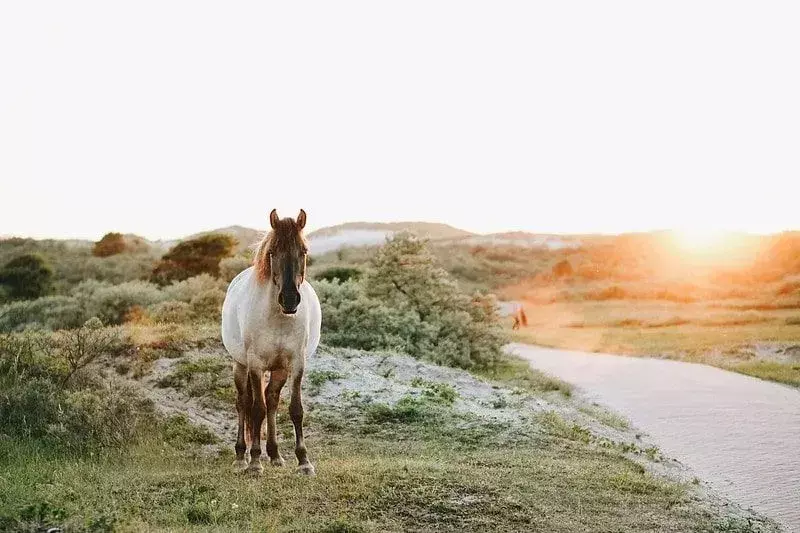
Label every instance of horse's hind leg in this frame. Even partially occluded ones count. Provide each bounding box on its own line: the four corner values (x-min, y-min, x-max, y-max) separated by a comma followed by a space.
247, 368, 267, 474
290, 368, 315, 476
232, 361, 249, 471
265, 369, 288, 466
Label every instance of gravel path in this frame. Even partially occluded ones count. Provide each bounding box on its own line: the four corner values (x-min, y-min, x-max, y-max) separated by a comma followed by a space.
508, 343, 800, 532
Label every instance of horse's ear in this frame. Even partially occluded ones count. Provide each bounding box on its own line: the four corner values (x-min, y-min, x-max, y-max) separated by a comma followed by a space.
269, 209, 279, 229
297, 209, 307, 230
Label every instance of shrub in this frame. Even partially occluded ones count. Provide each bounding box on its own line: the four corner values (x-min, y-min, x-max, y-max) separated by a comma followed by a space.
87, 280, 165, 324
219, 255, 252, 282
148, 300, 194, 323
0, 296, 88, 332
93, 232, 127, 257
315, 266, 362, 283
552, 259, 574, 278
0, 329, 154, 451
0, 254, 53, 300
316, 233, 507, 369
163, 274, 226, 303
151, 234, 236, 284
190, 289, 225, 322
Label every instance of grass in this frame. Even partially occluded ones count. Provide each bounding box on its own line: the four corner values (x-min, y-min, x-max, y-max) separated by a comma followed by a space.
156, 356, 235, 407
0, 399, 760, 533
474, 353, 572, 396
510, 300, 800, 387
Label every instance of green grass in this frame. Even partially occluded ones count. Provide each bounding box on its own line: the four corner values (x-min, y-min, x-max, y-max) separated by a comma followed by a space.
474, 354, 572, 396
156, 356, 235, 407
0, 407, 756, 533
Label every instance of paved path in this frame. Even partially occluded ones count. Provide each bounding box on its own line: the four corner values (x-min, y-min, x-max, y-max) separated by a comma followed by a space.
507, 343, 800, 532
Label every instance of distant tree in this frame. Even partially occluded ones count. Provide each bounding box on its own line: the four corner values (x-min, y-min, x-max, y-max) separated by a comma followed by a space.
93, 232, 127, 257
150, 234, 236, 284
0, 254, 53, 300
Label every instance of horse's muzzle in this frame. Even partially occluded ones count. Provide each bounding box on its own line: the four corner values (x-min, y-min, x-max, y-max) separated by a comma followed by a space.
278, 291, 300, 315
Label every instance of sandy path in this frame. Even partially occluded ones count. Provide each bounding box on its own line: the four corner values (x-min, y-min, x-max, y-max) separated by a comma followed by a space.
507, 343, 800, 532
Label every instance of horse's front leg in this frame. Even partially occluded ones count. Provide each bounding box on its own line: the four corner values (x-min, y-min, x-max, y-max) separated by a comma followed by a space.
266, 369, 287, 466
290, 367, 315, 475
232, 361, 249, 471
247, 367, 266, 474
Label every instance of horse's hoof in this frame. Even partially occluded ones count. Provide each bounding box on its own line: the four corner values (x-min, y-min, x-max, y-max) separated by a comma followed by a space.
297, 463, 316, 476
232, 458, 249, 472
246, 462, 264, 476
270, 456, 286, 467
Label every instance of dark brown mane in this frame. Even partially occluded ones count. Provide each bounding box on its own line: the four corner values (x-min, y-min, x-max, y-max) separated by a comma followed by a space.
253, 218, 308, 283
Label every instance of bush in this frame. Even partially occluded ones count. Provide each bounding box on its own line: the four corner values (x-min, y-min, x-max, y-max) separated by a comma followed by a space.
0, 296, 88, 332
163, 274, 226, 303
315, 266, 362, 283
87, 280, 165, 325
0, 254, 53, 300
190, 289, 225, 322
151, 234, 236, 285
219, 255, 252, 282
93, 232, 127, 257
148, 300, 194, 323
0, 329, 154, 451
316, 233, 507, 369
552, 259, 573, 278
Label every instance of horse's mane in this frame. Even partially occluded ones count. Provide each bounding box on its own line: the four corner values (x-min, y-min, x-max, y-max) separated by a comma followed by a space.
253, 219, 308, 284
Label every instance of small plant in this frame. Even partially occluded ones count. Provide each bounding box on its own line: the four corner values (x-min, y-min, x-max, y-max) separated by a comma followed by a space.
307, 369, 344, 395
54, 318, 123, 386
410, 378, 458, 405
161, 414, 218, 446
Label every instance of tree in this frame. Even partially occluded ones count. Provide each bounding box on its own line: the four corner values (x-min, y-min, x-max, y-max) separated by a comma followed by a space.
363, 232, 507, 368
93, 232, 127, 257
0, 254, 53, 300
150, 234, 236, 284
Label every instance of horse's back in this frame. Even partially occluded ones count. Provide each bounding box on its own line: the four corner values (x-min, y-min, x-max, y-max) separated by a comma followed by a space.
221, 266, 253, 365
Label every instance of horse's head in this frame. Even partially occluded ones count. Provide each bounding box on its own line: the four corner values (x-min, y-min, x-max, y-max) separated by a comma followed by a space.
265, 208, 308, 315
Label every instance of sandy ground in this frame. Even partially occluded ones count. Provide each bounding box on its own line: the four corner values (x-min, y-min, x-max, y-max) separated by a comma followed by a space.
508, 343, 800, 532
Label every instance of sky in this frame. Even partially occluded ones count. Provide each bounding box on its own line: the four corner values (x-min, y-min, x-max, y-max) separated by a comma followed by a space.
1, 1, 798, 241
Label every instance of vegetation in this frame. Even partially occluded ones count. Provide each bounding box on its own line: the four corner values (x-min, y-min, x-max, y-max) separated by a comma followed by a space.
0, 254, 53, 300
0, 227, 793, 531
318, 233, 507, 370
93, 232, 127, 257
151, 233, 236, 285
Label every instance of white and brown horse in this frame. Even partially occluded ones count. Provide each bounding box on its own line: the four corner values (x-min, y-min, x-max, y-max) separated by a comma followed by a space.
221, 209, 321, 475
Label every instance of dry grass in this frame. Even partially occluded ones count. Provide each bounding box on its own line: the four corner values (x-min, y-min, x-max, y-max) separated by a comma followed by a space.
510, 300, 800, 387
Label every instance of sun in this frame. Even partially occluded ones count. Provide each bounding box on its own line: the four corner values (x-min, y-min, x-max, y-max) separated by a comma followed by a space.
674, 228, 727, 252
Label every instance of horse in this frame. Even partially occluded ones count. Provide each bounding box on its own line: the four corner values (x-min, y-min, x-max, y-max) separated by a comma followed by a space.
221, 209, 322, 475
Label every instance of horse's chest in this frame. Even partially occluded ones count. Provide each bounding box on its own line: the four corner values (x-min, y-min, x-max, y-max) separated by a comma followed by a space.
248, 319, 306, 370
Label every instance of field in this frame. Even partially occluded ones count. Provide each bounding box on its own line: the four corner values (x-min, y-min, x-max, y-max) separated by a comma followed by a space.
509, 300, 800, 387
0, 229, 786, 531
0, 324, 775, 532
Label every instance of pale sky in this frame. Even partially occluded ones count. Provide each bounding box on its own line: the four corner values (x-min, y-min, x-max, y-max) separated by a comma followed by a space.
1, 1, 798, 241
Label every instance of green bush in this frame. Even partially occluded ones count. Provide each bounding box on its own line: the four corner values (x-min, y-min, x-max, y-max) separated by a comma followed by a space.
0, 254, 53, 300
151, 234, 236, 285
86, 280, 164, 324
219, 255, 252, 282
148, 300, 194, 323
0, 296, 88, 332
0, 329, 154, 451
315, 266, 362, 283
163, 274, 225, 302
316, 233, 507, 369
